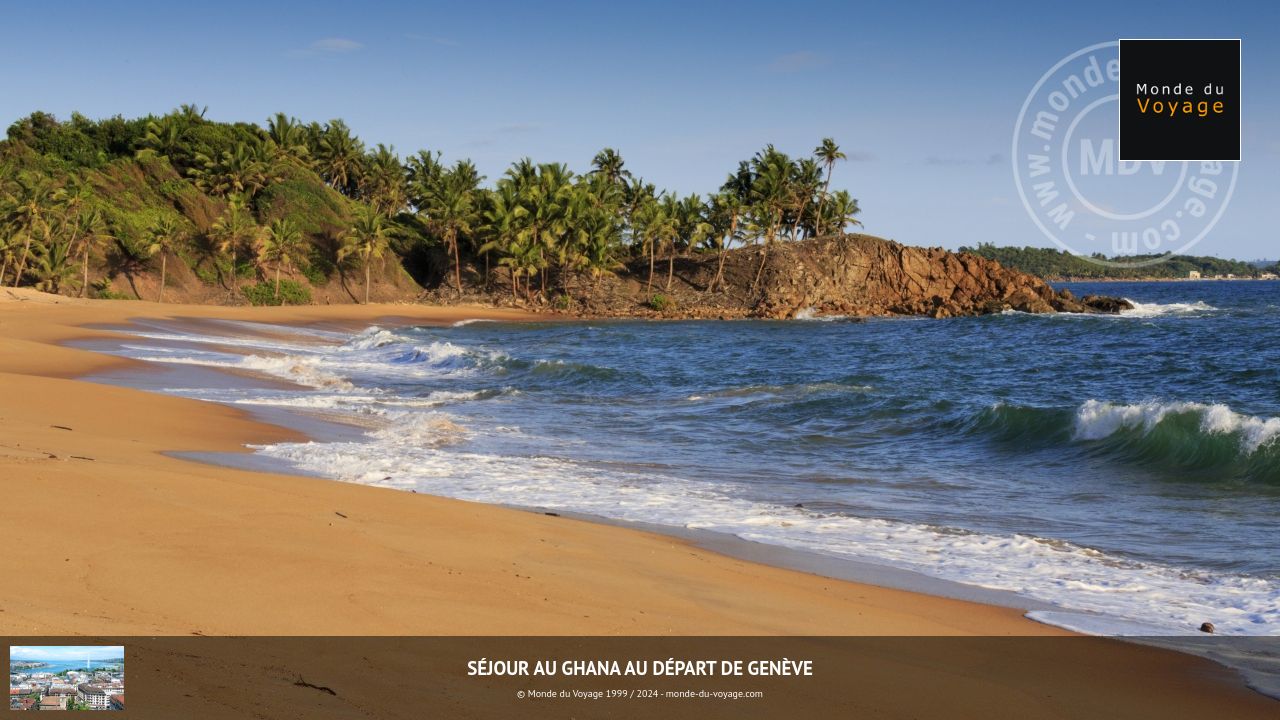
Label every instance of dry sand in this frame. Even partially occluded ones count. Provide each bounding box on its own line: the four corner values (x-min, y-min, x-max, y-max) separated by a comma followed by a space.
1, 288, 1274, 718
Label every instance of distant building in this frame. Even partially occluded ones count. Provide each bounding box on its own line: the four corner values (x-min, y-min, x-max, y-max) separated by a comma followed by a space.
10, 697, 36, 711
1188, 270, 1201, 279
40, 695, 68, 710
47, 683, 76, 696
1261, 272, 1278, 280
77, 683, 111, 710
110, 694, 126, 710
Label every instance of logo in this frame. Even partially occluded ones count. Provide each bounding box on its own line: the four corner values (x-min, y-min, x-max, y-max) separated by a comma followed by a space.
1012, 42, 1238, 267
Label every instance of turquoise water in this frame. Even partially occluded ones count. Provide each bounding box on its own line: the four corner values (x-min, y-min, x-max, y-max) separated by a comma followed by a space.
105, 280, 1280, 636
9, 659, 120, 674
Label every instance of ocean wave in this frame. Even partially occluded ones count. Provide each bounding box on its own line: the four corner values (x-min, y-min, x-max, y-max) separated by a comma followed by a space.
1119, 299, 1218, 318
968, 400, 1280, 482
1075, 400, 1280, 455
139, 351, 356, 390
250, 428, 1280, 635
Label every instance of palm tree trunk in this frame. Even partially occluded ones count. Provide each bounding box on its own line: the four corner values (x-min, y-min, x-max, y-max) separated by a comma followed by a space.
453, 238, 462, 291
666, 252, 674, 291
816, 163, 834, 235
510, 269, 518, 303
365, 263, 371, 304
753, 243, 769, 290
711, 212, 737, 293
160, 254, 168, 303
80, 248, 90, 298
274, 264, 281, 301
13, 235, 32, 287
1, 253, 10, 288
647, 241, 655, 292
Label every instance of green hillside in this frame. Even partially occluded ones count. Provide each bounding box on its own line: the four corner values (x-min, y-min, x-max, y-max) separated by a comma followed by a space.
959, 243, 1265, 280
0, 108, 862, 306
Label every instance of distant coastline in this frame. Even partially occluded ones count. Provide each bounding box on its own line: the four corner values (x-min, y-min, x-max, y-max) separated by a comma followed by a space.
1051, 275, 1280, 283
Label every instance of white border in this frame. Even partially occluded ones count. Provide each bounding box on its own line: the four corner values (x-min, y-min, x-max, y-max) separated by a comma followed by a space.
1117, 38, 1242, 162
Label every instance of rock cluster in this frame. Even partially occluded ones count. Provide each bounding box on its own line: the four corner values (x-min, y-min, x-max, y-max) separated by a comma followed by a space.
747, 235, 1132, 319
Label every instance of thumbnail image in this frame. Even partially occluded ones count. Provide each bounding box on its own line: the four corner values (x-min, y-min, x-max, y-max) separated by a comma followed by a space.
9, 647, 124, 711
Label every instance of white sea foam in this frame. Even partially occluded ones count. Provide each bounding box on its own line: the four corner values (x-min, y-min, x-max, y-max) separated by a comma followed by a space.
1002, 299, 1217, 319
110, 320, 1280, 639
251, 419, 1280, 636
1119, 299, 1218, 317
1074, 400, 1280, 453
794, 307, 850, 321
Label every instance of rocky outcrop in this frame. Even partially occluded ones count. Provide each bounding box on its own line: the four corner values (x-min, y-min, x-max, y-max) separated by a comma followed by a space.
427, 233, 1132, 320
744, 235, 1130, 319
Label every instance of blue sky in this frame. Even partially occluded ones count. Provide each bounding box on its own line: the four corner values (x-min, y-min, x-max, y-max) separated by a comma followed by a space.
10, 646, 124, 662
1, 0, 1276, 258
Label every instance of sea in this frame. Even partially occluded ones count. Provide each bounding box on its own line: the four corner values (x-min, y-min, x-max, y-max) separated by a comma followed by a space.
9, 659, 120, 674
91, 280, 1280, 639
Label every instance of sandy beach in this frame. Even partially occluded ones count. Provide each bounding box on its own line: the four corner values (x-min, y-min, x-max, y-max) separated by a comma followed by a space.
1, 288, 1275, 718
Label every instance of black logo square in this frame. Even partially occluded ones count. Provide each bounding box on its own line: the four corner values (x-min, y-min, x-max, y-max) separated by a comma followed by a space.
1119, 39, 1240, 161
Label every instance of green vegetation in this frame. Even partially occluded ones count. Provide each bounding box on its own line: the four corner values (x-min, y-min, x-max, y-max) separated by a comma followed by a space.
1, 107, 862, 304
242, 278, 311, 306
960, 243, 1264, 280
647, 293, 676, 312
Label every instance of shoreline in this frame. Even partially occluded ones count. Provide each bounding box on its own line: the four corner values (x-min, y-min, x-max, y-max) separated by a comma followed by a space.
1, 289, 1276, 716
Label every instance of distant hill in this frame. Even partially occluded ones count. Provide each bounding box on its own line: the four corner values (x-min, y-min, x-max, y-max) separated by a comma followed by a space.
959, 244, 1264, 280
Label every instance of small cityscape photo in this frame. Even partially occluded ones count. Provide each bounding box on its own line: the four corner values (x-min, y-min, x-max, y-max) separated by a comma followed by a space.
9, 646, 124, 711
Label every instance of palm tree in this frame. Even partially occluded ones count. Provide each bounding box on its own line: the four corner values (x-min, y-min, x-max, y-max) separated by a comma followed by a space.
589, 148, 630, 186
405, 149, 444, 204
7, 173, 57, 287
32, 240, 76, 294
813, 138, 846, 231
52, 176, 93, 289
478, 184, 526, 298
317, 120, 365, 195
496, 234, 540, 302
265, 112, 310, 165
509, 162, 573, 298
189, 141, 277, 200
146, 216, 184, 302
339, 207, 392, 304
210, 199, 258, 293
816, 190, 862, 236
708, 190, 745, 292
258, 217, 305, 300
423, 161, 482, 291
136, 117, 185, 160
663, 194, 709, 291
74, 207, 109, 297
362, 144, 406, 216
748, 146, 793, 287
788, 158, 823, 241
